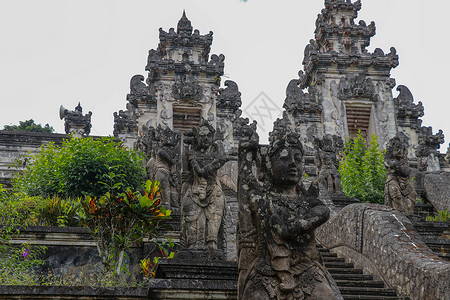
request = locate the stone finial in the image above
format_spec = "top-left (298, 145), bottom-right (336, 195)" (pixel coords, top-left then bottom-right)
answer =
top-left (416, 127), bottom-right (444, 171)
top-left (229, 109), bottom-right (259, 148)
top-left (113, 103), bottom-right (138, 137)
top-left (394, 85), bottom-right (424, 130)
top-left (126, 74), bottom-right (155, 106)
top-left (216, 80), bottom-right (241, 113)
top-left (417, 127), bottom-right (445, 152)
top-left (177, 10), bottom-right (193, 35)
top-left (61, 102), bottom-right (92, 137)
top-left (129, 75), bottom-right (148, 96)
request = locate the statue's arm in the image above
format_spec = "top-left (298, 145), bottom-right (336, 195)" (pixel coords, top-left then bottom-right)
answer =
top-left (198, 142), bottom-right (228, 175)
top-left (157, 148), bottom-right (175, 165)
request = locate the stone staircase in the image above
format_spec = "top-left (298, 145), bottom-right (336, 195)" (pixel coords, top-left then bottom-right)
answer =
top-left (318, 246), bottom-right (403, 300)
top-left (412, 203), bottom-right (450, 261)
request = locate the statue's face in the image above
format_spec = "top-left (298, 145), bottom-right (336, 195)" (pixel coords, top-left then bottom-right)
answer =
top-left (392, 142), bottom-right (404, 159)
top-left (198, 126), bottom-right (213, 149)
top-left (271, 146), bottom-right (303, 187)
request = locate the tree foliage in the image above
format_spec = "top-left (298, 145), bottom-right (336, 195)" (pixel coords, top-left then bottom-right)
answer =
top-left (338, 133), bottom-right (386, 203)
top-left (13, 137), bottom-right (146, 198)
top-left (4, 119), bottom-right (54, 133)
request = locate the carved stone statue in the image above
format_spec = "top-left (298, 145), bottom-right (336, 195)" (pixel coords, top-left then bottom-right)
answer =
top-left (315, 135), bottom-right (345, 199)
top-left (384, 136), bottom-right (418, 215)
top-left (180, 120), bottom-right (228, 257)
top-left (238, 128), bottom-right (342, 300)
top-left (142, 125), bottom-right (180, 212)
top-left (137, 125), bottom-right (180, 212)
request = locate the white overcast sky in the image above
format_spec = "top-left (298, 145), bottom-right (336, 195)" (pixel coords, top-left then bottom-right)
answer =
top-left (0, 0), bottom-right (449, 150)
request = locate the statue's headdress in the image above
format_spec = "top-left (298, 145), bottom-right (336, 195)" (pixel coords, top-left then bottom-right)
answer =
top-left (268, 119), bottom-right (303, 158)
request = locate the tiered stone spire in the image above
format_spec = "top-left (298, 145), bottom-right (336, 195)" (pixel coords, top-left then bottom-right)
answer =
top-left (301, 0), bottom-right (398, 89)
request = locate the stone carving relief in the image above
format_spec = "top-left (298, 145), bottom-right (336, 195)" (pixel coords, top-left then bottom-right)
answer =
top-left (171, 79), bottom-right (203, 102)
top-left (328, 80), bottom-right (344, 137)
top-left (337, 74), bottom-right (375, 101)
top-left (238, 126), bottom-right (342, 300)
top-left (61, 102), bottom-right (92, 137)
top-left (384, 136), bottom-right (418, 215)
top-left (180, 119), bottom-right (229, 259)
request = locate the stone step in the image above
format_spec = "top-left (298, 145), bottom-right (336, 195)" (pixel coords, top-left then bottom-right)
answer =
top-left (327, 268), bottom-right (364, 275)
top-left (324, 262), bottom-right (355, 269)
top-left (335, 280), bottom-right (385, 288)
top-left (323, 257), bottom-right (345, 263)
top-left (328, 273), bottom-right (374, 281)
top-left (339, 287), bottom-right (397, 297)
top-left (342, 295), bottom-right (401, 300)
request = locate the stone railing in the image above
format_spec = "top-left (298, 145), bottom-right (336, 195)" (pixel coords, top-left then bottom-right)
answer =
top-left (423, 171), bottom-right (450, 212)
top-left (316, 203), bottom-right (450, 300)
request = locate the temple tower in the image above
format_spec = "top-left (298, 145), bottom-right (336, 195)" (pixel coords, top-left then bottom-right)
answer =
top-left (297, 0), bottom-right (399, 147)
top-left (113, 11), bottom-right (249, 153)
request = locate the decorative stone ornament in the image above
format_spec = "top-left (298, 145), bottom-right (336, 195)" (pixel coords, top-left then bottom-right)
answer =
top-left (60, 102), bottom-right (92, 137)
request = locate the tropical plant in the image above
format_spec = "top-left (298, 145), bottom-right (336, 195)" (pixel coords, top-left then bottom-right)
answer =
top-left (3, 119), bottom-right (54, 133)
top-left (13, 136), bottom-right (146, 199)
top-left (37, 196), bottom-right (85, 227)
top-left (82, 171), bottom-right (171, 279)
top-left (338, 133), bottom-right (386, 203)
top-left (140, 239), bottom-right (175, 278)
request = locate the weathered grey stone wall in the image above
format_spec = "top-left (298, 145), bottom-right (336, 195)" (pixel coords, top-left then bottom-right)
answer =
top-left (316, 203), bottom-right (450, 300)
top-left (0, 286), bottom-right (149, 299)
top-left (9, 226), bottom-right (179, 281)
top-left (0, 130), bottom-right (69, 187)
top-left (423, 171), bottom-right (450, 212)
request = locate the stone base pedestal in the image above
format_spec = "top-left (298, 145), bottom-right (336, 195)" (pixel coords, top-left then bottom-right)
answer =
top-left (148, 259), bottom-right (238, 300)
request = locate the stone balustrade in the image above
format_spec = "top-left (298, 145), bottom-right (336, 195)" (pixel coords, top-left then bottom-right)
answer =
top-left (316, 203), bottom-right (450, 300)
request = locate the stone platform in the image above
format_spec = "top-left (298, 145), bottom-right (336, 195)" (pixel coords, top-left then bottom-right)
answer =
top-left (148, 259), bottom-right (238, 300)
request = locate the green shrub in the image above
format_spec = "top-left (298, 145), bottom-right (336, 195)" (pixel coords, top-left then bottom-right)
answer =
top-left (13, 137), bottom-right (146, 199)
top-left (0, 185), bottom-right (46, 285)
top-left (338, 133), bottom-right (386, 203)
top-left (426, 210), bottom-right (449, 222)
